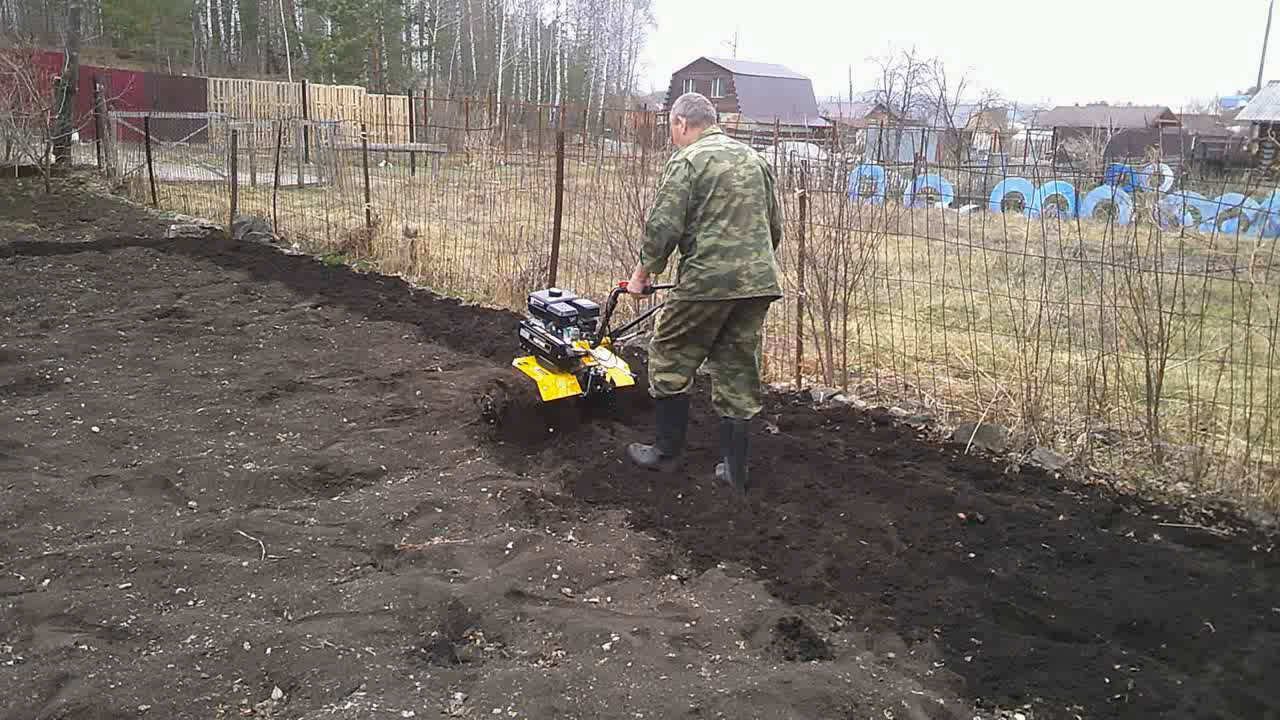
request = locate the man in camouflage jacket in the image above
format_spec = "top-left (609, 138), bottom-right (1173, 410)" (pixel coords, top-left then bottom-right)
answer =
top-left (624, 92), bottom-right (783, 492)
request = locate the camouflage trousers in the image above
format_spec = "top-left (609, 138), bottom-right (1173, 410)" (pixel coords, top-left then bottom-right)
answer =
top-left (647, 297), bottom-right (775, 420)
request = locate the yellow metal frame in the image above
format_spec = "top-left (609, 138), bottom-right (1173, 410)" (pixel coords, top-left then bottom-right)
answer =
top-left (512, 340), bottom-right (635, 402)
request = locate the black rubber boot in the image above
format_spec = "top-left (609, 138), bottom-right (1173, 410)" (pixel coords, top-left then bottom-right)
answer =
top-left (715, 417), bottom-right (750, 492)
top-left (627, 394), bottom-right (690, 472)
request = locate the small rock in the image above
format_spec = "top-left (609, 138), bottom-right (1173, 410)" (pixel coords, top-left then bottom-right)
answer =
top-left (165, 223), bottom-right (211, 240)
top-left (117, 583), bottom-right (133, 590)
top-left (231, 215), bottom-right (274, 245)
top-left (559, 587), bottom-right (574, 598)
top-left (187, 501), bottom-right (198, 509)
top-left (810, 387), bottom-right (840, 404)
top-left (1014, 714), bottom-right (1027, 720)
top-left (271, 687), bottom-right (284, 701)
top-left (949, 422), bottom-right (1010, 454)
top-left (1029, 447), bottom-right (1069, 471)
top-left (91, 426), bottom-right (101, 434)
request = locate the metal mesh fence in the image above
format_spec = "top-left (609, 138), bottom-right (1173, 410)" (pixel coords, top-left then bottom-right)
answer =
top-left (101, 100), bottom-right (1280, 506)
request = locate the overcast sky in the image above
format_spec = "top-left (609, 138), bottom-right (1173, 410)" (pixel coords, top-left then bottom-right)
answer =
top-left (637, 0), bottom-right (1273, 109)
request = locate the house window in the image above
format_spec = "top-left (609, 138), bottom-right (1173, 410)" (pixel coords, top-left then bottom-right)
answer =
top-left (711, 77), bottom-right (725, 99)
top-left (682, 78), bottom-right (696, 95)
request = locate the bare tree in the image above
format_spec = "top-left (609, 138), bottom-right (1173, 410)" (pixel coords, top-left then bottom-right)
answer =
top-left (0, 48), bottom-right (59, 190)
top-left (51, 0), bottom-right (81, 167)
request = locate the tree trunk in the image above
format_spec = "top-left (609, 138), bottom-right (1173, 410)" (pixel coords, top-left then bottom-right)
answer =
top-left (53, 0), bottom-right (82, 167)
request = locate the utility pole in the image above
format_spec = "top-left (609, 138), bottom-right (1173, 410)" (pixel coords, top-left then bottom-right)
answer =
top-left (1260, 0), bottom-right (1275, 94)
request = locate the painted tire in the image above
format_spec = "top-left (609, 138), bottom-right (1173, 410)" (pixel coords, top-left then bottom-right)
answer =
top-left (1161, 191), bottom-right (1214, 230)
top-left (1103, 163), bottom-right (1138, 193)
top-left (989, 178), bottom-right (1036, 214)
top-left (1253, 190), bottom-right (1280, 238)
top-left (1135, 163), bottom-right (1175, 193)
top-left (1206, 192), bottom-right (1259, 234)
top-left (904, 173), bottom-right (956, 208)
top-left (1030, 180), bottom-right (1078, 218)
top-left (1079, 185), bottom-right (1134, 225)
top-left (848, 163), bottom-right (886, 204)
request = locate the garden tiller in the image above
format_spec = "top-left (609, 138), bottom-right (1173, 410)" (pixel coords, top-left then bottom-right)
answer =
top-left (513, 281), bottom-right (673, 402)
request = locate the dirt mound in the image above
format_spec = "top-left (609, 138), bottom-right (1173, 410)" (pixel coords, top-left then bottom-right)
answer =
top-left (768, 616), bottom-right (834, 663)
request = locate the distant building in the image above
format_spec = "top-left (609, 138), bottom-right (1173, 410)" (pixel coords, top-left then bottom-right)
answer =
top-left (1039, 103), bottom-right (1184, 162)
top-left (1237, 81), bottom-right (1280, 169)
top-left (663, 57), bottom-right (830, 142)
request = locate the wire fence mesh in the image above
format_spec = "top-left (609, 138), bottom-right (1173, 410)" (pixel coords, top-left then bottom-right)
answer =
top-left (97, 98), bottom-right (1280, 507)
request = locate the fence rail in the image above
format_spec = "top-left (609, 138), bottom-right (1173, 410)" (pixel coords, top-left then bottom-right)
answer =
top-left (87, 98), bottom-right (1280, 510)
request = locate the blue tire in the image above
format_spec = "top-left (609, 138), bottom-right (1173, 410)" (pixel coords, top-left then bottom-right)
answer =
top-left (989, 178), bottom-right (1036, 214)
top-left (904, 173), bottom-right (956, 208)
top-left (1030, 180), bottom-right (1078, 218)
top-left (848, 164), bottom-right (886, 204)
top-left (1079, 185), bottom-right (1134, 225)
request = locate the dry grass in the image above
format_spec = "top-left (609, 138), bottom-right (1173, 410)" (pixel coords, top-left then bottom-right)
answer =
top-left (119, 140), bottom-right (1280, 509)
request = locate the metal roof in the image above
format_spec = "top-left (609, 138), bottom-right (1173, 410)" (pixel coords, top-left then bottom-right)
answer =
top-left (1038, 104), bottom-right (1178, 129)
top-left (703, 57), bottom-right (808, 80)
top-left (1238, 81), bottom-right (1280, 122)
top-left (732, 73), bottom-right (830, 128)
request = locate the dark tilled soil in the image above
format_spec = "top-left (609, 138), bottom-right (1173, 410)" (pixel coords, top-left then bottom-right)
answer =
top-left (1, 178), bottom-right (1278, 720)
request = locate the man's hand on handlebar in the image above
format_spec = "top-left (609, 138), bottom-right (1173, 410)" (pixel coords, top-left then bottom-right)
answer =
top-left (626, 266), bottom-right (651, 296)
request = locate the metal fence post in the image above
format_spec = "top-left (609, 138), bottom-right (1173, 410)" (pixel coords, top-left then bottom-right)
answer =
top-left (301, 79), bottom-right (310, 164)
top-left (549, 129), bottom-right (565, 287)
top-left (91, 75), bottom-right (103, 169)
top-left (408, 91), bottom-right (417, 176)
top-left (144, 115), bottom-right (158, 207)
top-left (795, 172), bottom-right (807, 391)
top-left (361, 122), bottom-right (373, 230)
top-left (229, 128), bottom-right (239, 230)
top-left (272, 120), bottom-right (283, 231)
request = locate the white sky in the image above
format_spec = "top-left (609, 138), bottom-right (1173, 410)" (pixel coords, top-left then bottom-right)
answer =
top-left (637, 0), bottom-right (1274, 109)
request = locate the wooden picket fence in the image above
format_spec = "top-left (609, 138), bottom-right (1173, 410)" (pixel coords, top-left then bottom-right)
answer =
top-left (207, 77), bottom-right (411, 145)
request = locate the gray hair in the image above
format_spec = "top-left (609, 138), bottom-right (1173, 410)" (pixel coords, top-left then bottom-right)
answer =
top-left (670, 92), bottom-right (718, 129)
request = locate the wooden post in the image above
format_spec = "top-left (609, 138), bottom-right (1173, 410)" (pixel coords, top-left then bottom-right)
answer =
top-left (229, 128), bottom-right (239, 230)
top-left (361, 122), bottom-right (373, 230)
top-left (249, 124), bottom-right (258, 187)
top-left (464, 98), bottom-right (471, 134)
top-left (272, 120), bottom-right (283, 231)
top-left (301, 79), bottom-right (310, 164)
top-left (549, 129), bottom-right (565, 287)
top-left (91, 75), bottom-right (103, 169)
top-left (295, 119), bottom-right (304, 188)
top-left (143, 115), bottom-right (158, 207)
top-left (795, 173), bottom-right (807, 390)
top-left (408, 91), bottom-right (417, 176)
top-left (383, 93), bottom-right (391, 163)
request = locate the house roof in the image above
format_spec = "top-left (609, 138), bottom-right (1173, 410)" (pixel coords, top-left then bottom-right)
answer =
top-left (1178, 113), bottom-right (1231, 134)
top-left (818, 101), bottom-right (887, 119)
top-left (1238, 81), bottom-right (1280, 122)
top-left (1038, 104), bottom-right (1178, 129)
top-left (733, 73), bottom-right (830, 127)
top-left (703, 57), bottom-right (808, 80)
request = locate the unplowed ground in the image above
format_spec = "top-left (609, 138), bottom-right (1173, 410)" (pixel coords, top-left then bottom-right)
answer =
top-left (1, 178), bottom-right (1278, 720)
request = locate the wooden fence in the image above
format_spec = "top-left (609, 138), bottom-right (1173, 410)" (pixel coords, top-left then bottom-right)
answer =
top-left (208, 77), bottom-right (411, 144)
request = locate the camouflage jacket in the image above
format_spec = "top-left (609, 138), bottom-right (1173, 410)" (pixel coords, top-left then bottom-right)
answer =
top-left (639, 127), bottom-right (783, 301)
